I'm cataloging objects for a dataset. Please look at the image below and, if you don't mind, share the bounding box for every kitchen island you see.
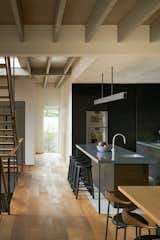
[76,143,157,213]
[137,141,160,184]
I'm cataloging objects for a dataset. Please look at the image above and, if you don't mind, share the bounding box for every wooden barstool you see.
[122,210,160,240]
[105,190,139,240]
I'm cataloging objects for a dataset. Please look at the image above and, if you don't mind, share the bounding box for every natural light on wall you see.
[0,57,29,76]
[0,57,21,68]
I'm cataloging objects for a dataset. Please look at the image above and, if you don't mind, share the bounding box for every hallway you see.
[0,154,106,240]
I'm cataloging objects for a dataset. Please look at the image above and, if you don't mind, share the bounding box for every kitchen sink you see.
[151,143,160,146]
[120,153,144,158]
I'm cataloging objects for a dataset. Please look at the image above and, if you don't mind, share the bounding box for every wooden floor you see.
[0,153,145,240]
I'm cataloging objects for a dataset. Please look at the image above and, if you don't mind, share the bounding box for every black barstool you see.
[70,156,90,189]
[68,155,82,184]
[73,161,94,199]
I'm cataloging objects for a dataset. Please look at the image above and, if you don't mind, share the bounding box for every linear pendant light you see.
[94,67,127,105]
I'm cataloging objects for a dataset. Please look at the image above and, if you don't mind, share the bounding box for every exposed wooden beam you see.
[26,57,31,75]
[85,0,117,42]
[18,57,31,75]
[31,67,71,76]
[55,57,76,88]
[53,0,67,42]
[150,18,160,41]
[43,57,52,88]
[9,0,24,41]
[118,0,160,42]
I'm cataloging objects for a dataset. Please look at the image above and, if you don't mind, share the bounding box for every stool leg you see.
[68,157,72,182]
[75,167,80,199]
[88,167,94,199]
[105,201,110,240]
[72,163,78,193]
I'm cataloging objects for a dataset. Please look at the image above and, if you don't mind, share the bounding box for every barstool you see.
[105,190,146,240]
[67,155,83,184]
[122,210,160,240]
[70,156,90,190]
[73,161,94,199]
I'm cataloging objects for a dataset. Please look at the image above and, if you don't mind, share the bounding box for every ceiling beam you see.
[43,57,52,88]
[31,67,71,76]
[85,0,117,42]
[55,57,76,88]
[9,0,24,41]
[26,57,31,75]
[53,0,67,42]
[118,0,160,42]
[18,57,31,75]
[150,18,160,41]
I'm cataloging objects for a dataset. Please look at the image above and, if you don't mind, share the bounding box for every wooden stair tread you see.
[0,121,13,124]
[0,86,8,89]
[0,105,10,108]
[0,142,14,145]
[0,96,9,98]
[0,113,11,116]
[0,136,14,138]
[0,129,13,131]
[2,159,16,162]
[0,148,14,151]
[0,64,6,68]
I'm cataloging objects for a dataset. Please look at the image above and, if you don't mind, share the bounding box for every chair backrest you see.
[105,191,132,205]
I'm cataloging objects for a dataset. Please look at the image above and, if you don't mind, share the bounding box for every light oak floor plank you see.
[0,153,145,240]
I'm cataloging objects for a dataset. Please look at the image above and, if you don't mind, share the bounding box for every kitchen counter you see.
[76,143,151,213]
[137,141,160,183]
[137,141,160,151]
[76,143,156,165]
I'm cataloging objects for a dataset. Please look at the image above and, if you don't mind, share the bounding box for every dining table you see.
[118,185,160,227]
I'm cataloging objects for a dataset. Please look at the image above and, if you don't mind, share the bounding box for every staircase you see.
[0,57,23,214]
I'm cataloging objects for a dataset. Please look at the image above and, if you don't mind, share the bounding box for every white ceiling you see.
[75,55,160,84]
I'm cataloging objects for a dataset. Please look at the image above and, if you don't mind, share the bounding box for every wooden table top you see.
[118,186,160,226]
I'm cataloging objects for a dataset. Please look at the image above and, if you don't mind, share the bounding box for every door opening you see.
[43,107,59,153]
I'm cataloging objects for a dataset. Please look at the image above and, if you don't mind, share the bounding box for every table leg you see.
[98,163,101,214]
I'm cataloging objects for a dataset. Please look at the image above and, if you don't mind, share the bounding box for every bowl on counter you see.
[96,145,107,152]
[97,145,112,152]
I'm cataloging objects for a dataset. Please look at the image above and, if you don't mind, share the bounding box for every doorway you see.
[43,106,59,153]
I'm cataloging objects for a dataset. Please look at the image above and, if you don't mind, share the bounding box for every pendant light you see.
[94,67,127,105]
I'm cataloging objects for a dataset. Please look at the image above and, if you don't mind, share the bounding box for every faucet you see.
[111,133,126,160]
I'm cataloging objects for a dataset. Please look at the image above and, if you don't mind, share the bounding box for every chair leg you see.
[115,204,120,240]
[123,227,127,240]
[136,227,138,237]
[138,227,142,237]
[105,201,110,240]
[115,226,119,240]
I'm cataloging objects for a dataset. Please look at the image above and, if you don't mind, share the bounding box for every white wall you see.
[59,79,72,164]
[34,83,60,153]
[15,78,70,164]
[15,77,35,165]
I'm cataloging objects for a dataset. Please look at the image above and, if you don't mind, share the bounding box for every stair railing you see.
[0,137,24,214]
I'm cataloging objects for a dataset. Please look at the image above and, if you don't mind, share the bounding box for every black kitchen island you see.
[76,143,157,214]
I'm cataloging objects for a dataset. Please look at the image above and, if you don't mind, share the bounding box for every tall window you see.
[43,107,59,153]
